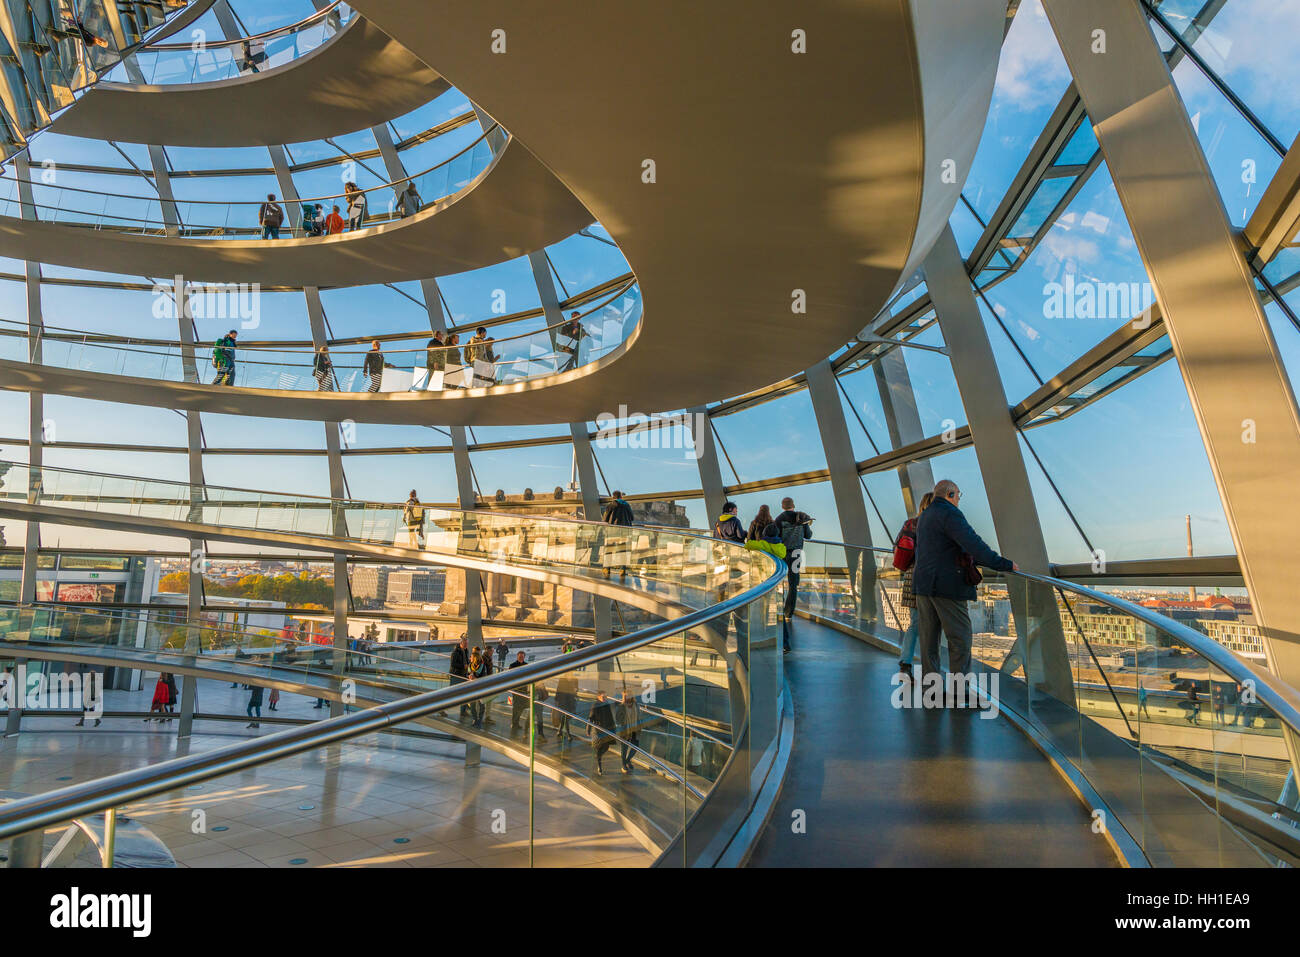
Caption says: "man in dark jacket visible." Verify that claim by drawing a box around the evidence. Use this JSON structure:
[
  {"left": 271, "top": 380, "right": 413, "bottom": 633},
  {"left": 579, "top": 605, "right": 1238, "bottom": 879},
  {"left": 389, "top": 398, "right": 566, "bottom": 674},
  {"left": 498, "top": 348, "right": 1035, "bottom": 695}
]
[
  {"left": 713, "top": 501, "right": 746, "bottom": 543},
  {"left": 449, "top": 635, "right": 470, "bottom": 717},
  {"left": 603, "top": 491, "right": 634, "bottom": 578},
  {"left": 587, "top": 690, "right": 617, "bottom": 775},
  {"left": 774, "top": 497, "right": 813, "bottom": 618},
  {"left": 508, "top": 651, "right": 529, "bottom": 732},
  {"left": 912, "top": 479, "right": 1016, "bottom": 686}
]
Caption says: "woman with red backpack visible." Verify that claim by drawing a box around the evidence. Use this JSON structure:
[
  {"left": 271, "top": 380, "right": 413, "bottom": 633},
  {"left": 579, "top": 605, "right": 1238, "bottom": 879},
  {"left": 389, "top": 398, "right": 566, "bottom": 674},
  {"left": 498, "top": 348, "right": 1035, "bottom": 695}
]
[{"left": 893, "top": 492, "right": 933, "bottom": 681}]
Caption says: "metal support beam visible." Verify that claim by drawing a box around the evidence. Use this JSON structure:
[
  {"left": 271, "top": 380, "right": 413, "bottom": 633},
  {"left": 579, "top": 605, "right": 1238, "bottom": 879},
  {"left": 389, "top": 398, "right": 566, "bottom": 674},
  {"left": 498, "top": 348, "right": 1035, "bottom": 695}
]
[
  {"left": 1244, "top": 130, "right": 1300, "bottom": 265},
  {"left": 172, "top": 275, "right": 204, "bottom": 739},
  {"left": 210, "top": 1, "right": 242, "bottom": 42},
  {"left": 146, "top": 145, "right": 180, "bottom": 237},
  {"left": 452, "top": 426, "right": 482, "bottom": 644},
  {"left": 570, "top": 422, "right": 613, "bottom": 640},
  {"left": 687, "top": 406, "right": 726, "bottom": 522},
  {"left": 1043, "top": 0, "right": 1300, "bottom": 692},
  {"left": 925, "top": 226, "right": 1074, "bottom": 707},
  {"left": 527, "top": 250, "right": 563, "bottom": 352},
  {"left": 806, "top": 359, "right": 877, "bottom": 621},
  {"left": 874, "top": 347, "right": 936, "bottom": 514},
  {"left": 7, "top": 155, "right": 41, "bottom": 737}
]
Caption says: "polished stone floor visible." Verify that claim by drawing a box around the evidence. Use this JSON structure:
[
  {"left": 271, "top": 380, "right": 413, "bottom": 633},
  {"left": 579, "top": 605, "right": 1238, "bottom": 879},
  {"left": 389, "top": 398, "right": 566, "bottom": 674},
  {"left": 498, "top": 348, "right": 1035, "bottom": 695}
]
[
  {"left": 0, "top": 679, "right": 652, "bottom": 868},
  {"left": 748, "top": 618, "right": 1117, "bottom": 867}
]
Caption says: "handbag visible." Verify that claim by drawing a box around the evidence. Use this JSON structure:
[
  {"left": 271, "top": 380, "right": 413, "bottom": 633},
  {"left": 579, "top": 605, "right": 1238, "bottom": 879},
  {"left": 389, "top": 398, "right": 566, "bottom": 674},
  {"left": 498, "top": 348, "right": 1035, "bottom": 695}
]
[{"left": 958, "top": 552, "right": 982, "bottom": 586}]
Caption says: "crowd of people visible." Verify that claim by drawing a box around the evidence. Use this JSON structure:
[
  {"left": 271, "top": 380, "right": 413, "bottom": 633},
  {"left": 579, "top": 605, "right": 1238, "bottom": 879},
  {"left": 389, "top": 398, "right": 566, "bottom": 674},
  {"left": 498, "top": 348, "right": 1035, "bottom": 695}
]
[
  {"left": 256, "top": 180, "right": 421, "bottom": 240},
  {"left": 207, "top": 326, "right": 502, "bottom": 392},
  {"left": 713, "top": 495, "right": 815, "bottom": 654}
]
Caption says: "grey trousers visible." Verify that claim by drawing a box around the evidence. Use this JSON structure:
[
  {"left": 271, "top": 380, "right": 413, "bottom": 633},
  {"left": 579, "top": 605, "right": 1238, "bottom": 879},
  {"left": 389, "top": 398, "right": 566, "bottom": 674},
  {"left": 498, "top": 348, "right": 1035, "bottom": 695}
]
[{"left": 915, "top": 594, "right": 973, "bottom": 678}]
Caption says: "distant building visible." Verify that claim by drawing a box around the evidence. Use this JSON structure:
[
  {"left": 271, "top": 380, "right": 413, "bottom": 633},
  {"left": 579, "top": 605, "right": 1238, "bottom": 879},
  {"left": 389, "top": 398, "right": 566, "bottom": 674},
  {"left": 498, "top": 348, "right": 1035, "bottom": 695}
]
[
  {"left": 352, "top": 566, "right": 389, "bottom": 603},
  {"left": 1071, "top": 603, "right": 1158, "bottom": 648},
  {"left": 1200, "top": 616, "right": 1266, "bottom": 661},
  {"left": 387, "top": 569, "right": 445, "bottom": 605}
]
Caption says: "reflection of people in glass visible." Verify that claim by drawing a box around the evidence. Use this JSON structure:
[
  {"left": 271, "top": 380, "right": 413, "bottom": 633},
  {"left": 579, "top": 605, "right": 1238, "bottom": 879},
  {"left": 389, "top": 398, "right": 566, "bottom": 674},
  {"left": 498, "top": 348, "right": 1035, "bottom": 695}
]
[
  {"left": 1170, "top": 673, "right": 1200, "bottom": 725},
  {"left": 1137, "top": 682, "right": 1150, "bottom": 719},
  {"left": 559, "top": 311, "right": 583, "bottom": 371}
]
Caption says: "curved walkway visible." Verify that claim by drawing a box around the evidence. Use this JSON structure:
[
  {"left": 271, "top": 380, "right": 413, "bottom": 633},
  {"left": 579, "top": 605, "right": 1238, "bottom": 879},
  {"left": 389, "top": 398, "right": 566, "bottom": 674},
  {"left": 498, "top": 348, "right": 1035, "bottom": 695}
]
[
  {"left": 748, "top": 617, "right": 1116, "bottom": 867},
  {"left": 54, "top": 16, "right": 447, "bottom": 147},
  {"left": 0, "top": 135, "right": 590, "bottom": 286}
]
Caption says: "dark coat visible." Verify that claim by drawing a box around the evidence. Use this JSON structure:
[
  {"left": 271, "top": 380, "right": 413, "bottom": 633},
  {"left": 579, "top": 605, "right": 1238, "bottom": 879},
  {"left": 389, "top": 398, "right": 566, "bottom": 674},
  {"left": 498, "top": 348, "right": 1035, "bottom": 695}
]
[
  {"left": 588, "top": 699, "right": 617, "bottom": 731},
  {"left": 603, "top": 500, "right": 634, "bottom": 526},
  {"left": 714, "top": 514, "right": 746, "bottom": 543},
  {"left": 912, "top": 497, "right": 1012, "bottom": 602},
  {"left": 449, "top": 644, "right": 469, "bottom": 678},
  {"left": 363, "top": 350, "right": 384, "bottom": 376}
]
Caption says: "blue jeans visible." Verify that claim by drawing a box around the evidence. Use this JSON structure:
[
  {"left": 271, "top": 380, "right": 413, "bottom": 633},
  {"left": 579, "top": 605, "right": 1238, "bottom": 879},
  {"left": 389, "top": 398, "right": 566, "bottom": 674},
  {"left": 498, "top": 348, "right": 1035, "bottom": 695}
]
[
  {"left": 899, "top": 616, "right": 919, "bottom": 666},
  {"left": 262, "top": 224, "right": 280, "bottom": 239}
]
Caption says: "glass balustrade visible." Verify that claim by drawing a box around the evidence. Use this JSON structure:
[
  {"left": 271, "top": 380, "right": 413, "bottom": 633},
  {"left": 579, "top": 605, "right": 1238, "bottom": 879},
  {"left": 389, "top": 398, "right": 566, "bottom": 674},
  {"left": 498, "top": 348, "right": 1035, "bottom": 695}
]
[
  {"left": 793, "top": 539, "right": 1300, "bottom": 866},
  {"left": 0, "top": 125, "right": 499, "bottom": 237},
  {"left": 0, "top": 281, "right": 640, "bottom": 392},
  {"left": 0, "top": 516, "right": 785, "bottom": 866},
  {"left": 108, "top": 3, "right": 354, "bottom": 86},
  {"left": 0, "top": 461, "right": 769, "bottom": 616}
]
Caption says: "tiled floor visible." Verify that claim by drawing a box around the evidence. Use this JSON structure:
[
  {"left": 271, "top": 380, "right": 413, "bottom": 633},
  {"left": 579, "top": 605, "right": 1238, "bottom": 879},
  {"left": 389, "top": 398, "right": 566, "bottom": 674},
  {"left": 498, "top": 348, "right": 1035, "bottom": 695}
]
[{"left": 1, "top": 678, "right": 652, "bottom": 868}]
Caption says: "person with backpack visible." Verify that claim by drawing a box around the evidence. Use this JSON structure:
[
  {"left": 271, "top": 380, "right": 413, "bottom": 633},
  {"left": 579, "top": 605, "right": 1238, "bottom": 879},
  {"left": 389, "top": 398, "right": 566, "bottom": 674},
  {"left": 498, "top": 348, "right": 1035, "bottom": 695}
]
[
  {"left": 301, "top": 202, "right": 323, "bottom": 237},
  {"left": 774, "top": 497, "right": 813, "bottom": 617},
  {"left": 258, "top": 193, "right": 284, "bottom": 239},
  {"left": 402, "top": 490, "right": 425, "bottom": 548},
  {"left": 559, "top": 310, "right": 584, "bottom": 370},
  {"left": 892, "top": 492, "right": 934, "bottom": 681},
  {"left": 602, "top": 491, "right": 634, "bottom": 579},
  {"left": 363, "top": 340, "right": 385, "bottom": 392},
  {"left": 212, "top": 329, "right": 237, "bottom": 386},
  {"left": 913, "top": 480, "right": 1016, "bottom": 693},
  {"left": 713, "top": 501, "right": 746, "bottom": 543},
  {"left": 397, "top": 180, "right": 422, "bottom": 218}
]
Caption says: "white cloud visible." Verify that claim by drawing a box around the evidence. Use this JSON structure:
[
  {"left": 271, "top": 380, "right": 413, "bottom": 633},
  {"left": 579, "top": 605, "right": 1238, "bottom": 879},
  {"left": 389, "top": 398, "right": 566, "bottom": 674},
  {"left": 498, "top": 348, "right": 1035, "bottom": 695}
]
[{"left": 991, "top": 0, "right": 1071, "bottom": 110}]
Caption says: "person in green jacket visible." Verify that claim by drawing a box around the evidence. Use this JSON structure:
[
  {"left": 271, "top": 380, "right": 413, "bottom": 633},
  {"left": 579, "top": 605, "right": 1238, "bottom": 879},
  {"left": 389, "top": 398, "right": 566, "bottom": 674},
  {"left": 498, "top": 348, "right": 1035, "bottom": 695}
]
[
  {"left": 745, "top": 523, "right": 791, "bottom": 652},
  {"left": 213, "top": 329, "right": 237, "bottom": 386}
]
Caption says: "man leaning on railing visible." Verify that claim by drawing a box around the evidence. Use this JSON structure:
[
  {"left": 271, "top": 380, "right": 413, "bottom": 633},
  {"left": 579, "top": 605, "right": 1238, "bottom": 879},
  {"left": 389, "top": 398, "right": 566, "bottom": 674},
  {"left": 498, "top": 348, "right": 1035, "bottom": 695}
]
[{"left": 911, "top": 479, "right": 1017, "bottom": 698}]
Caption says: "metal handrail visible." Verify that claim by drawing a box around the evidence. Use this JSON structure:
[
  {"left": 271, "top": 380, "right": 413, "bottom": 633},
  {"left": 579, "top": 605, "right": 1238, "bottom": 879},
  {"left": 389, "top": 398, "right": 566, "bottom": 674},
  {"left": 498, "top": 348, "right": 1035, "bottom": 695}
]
[
  {"left": 0, "top": 279, "right": 635, "bottom": 367},
  {"left": 0, "top": 272, "right": 635, "bottom": 354},
  {"left": 142, "top": 1, "right": 348, "bottom": 52},
  {"left": 0, "top": 460, "right": 736, "bottom": 552},
  {"left": 0, "top": 558, "right": 781, "bottom": 839},
  {"left": 804, "top": 537, "right": 1300, "bottom": 736},
  {"left": 0, "top": 123, "right": 502, "bottom": 226}
]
